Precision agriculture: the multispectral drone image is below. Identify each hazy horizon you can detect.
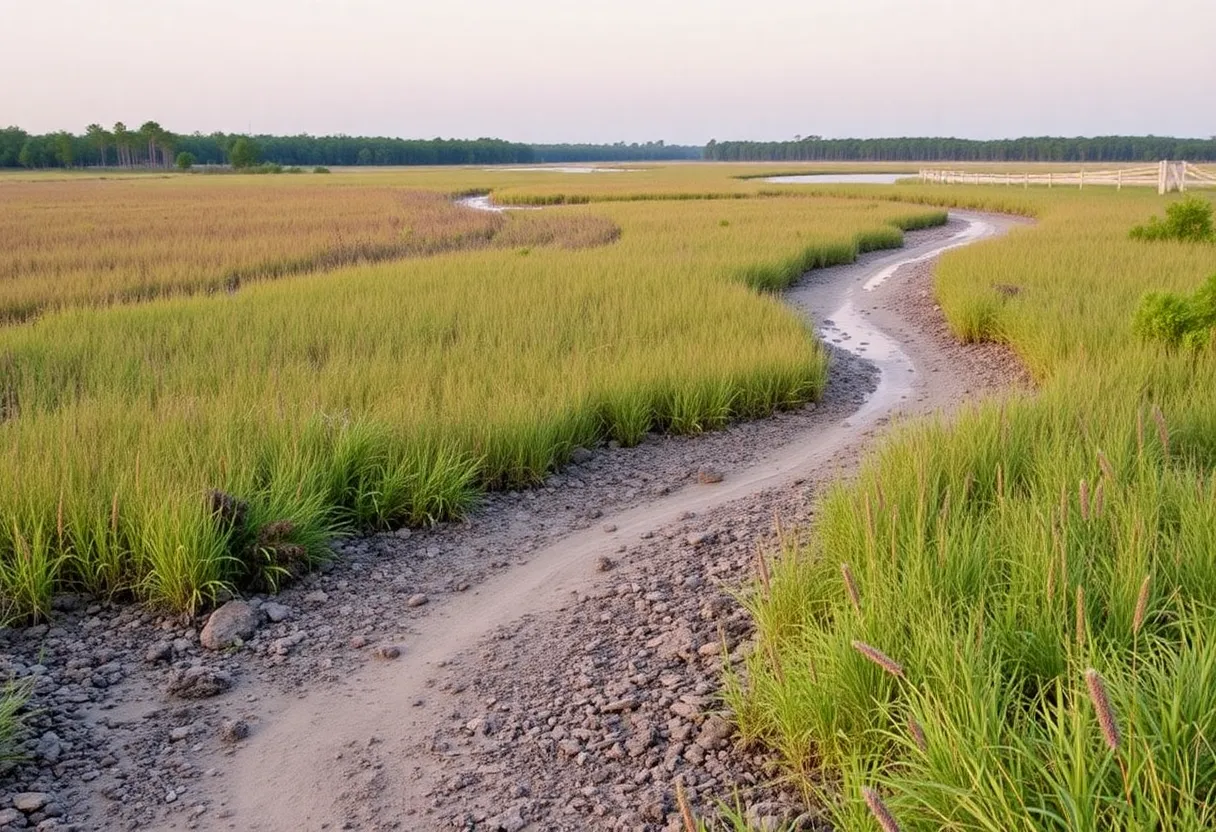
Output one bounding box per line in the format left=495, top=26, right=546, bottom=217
left=3, top=0, right=1213, bottom=144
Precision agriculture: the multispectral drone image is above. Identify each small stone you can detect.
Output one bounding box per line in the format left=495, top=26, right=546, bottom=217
left=685, top=532, right=715, bottom=547
left=697, top=468, right=725, bottom=484
left=596, top=556, right=616, bottom=573
left=0, top=808, right=24, bottom=826
left=220, top=719, right=250, bottom=743
left=35, top=732, right=62, bottom=764
left=200, top=600, right=262, bottom=651
left=602, top=523, right=617, bottom=533
left=601, top=697, right=638, bottom=714
left=349, top=635, right=369, bottom=649
left=166, top=666, right=233, bottom=699
left=169, top=726, right=193, bottom=742
left=165, top=789, right=177, bottom=804
left=374, top=644, right=401, bottom=660
left=144, top=641, right=173, bottom=664
left=395, top=527, right=413, bottom=540
left=303, top=590, right=329, bottom=604
left=261, top=601, right=291, bottom=623
left=12, top=794, right=49, bottom=813
left=488, top=805, right=527, bottom=832
left=405, top=594, right=429, bottom=608
left=695, top=714, right=734, bottom=749
left=570, top=447, right=593, bottom=464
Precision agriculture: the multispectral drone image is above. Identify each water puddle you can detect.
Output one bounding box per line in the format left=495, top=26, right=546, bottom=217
left=456, top=195, right=539, bottom=213
left=823, top=298, right=914, bottom=427
left=810, top=212, right=1004, bottom=427
left=862, top=216, right=997, bottom=291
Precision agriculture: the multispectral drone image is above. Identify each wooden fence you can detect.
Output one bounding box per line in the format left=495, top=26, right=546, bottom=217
left=919, top=161, right=1216, bottom=194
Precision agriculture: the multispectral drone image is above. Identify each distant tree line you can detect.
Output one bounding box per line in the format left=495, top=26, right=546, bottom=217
left=9, top=125, right=1216, bottom=169
left=705, top=136, right=1216, bottom=163
left=0, top=123, right=700, bottom=169
left=531, top=142, right=702, bottom=163
left=0, top=123, right=538, bottom=169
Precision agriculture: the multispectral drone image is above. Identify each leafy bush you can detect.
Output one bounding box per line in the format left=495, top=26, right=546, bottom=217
left=1134, top=274, right=1216, bottom=350
left=174, top=151, right=195, bottom=171
left=313, top=166, right=331, bottom=174
left=228, top=137, right=260, bottom=169
left=1130, top=196, right=1215, bottom=242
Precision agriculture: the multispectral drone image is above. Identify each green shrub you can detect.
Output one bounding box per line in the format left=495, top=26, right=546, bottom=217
left=175, top=151, right=195, bottom=171
left=1134, top=274, right=1216, bottom=350
left=228, top=137, right=260, bottom=169
left=1130, top=196, right=1215, bottom=243
left=313, top=166, right=331, bottom=174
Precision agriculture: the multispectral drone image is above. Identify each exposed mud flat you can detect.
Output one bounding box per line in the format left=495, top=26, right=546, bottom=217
left=0, top=215, right=1028, bottom=831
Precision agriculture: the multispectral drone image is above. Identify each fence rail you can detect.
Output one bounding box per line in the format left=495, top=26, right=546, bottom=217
left=919, top=161, right=1214, bottom=194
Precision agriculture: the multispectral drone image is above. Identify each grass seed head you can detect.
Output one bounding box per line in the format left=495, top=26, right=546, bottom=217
left=1152, top=406, right=1169, bottom=457
left=1133, top=574, right=1151, bottom=636
left=1084, top=668, right=1121, bottom=752
left=755, top=547, right=771, bottom=595
left=1075, top=585, right=1087, bottom=650
left=675, top=781, right=696, bottom=832
left=851, top=640, right=905, bottom=679
left=862, top=786, right=903, bottom=832
left=841, top=562, right=862, bottom=615
left=907, top=715, right=927, bottom=752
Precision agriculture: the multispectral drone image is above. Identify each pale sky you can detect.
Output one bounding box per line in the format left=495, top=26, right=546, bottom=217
left=2, top=0, right=1213, bottom=144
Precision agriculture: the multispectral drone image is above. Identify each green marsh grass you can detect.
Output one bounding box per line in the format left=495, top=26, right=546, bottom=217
left=0, top=185, right=945, bottom=621
left=728, top=189, right=1216, bottom=829
left=0, top=680, right=29, bottom=770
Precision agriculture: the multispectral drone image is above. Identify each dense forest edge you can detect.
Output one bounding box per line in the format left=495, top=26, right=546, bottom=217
left=0, top=123, right=700, bottom=169
left=3, top=124, right=1216, bottom=169
left=706, top=135, right=1216, bottom=162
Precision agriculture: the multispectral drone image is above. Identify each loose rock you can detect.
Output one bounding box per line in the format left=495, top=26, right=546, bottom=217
left=200, top=600, right=262, bottom=651
left=166, top=666, right=233, bottom=699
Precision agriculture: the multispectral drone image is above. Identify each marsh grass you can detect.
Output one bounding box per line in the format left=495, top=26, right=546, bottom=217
left=0, top=184, right=619, bottom=323
left=729, top=188, right=1216, bottom=829
left=0, top=183, right=944, bottom=621
left=0, top=679, right=30, bottom=770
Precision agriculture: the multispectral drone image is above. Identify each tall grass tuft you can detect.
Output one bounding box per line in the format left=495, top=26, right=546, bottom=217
left=0, top=681, right=30, bottom=768
left=729, top=186, right=1216, bottom=829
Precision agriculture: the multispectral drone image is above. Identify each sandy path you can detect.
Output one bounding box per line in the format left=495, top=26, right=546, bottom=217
left=201, top=212, right=1022, bottom=829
